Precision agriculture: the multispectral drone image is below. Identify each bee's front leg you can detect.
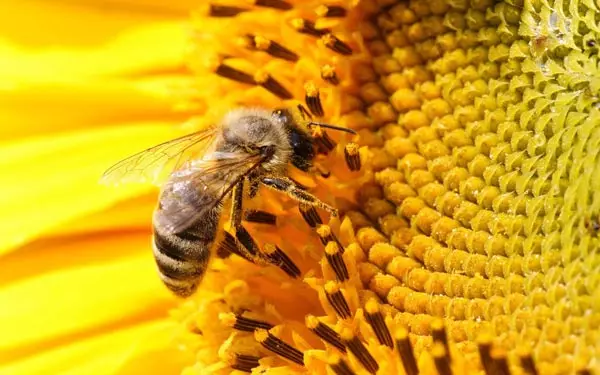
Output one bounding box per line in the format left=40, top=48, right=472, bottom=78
left=260, top=176, right=338, bottom=217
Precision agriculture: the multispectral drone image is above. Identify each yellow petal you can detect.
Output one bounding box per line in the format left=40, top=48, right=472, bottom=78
left=0, top=251, right=177, bottom=363
left=0, top=79, right=191, bottom=140
left=49, top=193, right=157, bottom=238
left=0, top=229, right=152, bottom=286
left=0, top=123, right=180, bottom=255
left=0, top=320, right=191, bottom=375
left=0, top=9, right=188, bottom=80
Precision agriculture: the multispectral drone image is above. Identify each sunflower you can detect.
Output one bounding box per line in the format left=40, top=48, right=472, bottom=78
left=2, top=0, right=600, bottom=375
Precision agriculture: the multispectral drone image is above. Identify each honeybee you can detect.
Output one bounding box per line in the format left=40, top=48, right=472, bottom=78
left=102, top=106, right=354, bottom=297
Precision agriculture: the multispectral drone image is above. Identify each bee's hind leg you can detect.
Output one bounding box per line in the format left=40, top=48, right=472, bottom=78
left=261, top=176, right=338, bottom=217
left=228, top=181, right=269, bottom=265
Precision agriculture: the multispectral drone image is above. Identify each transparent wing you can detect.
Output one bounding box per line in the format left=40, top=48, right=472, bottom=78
left=154, top=152, right=264, bottom=234
left=100, top=127, right=220, bottom=186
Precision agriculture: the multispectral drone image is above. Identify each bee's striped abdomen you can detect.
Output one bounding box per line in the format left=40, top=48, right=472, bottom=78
left=152, top=207, right=220, bottom=297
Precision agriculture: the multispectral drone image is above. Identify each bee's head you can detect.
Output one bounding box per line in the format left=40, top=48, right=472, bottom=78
left=271, top=107, right=315, bottom=172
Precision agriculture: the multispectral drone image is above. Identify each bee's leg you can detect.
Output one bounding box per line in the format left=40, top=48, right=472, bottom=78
left=260, top=176, right=338, bottom=216
left=248, top=178, right=260, bottom=198
left=229, top=181, right=268, bottom=265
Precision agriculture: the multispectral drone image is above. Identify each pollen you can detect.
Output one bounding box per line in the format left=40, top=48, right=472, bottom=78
left=174, top=0, right=600, bottom=374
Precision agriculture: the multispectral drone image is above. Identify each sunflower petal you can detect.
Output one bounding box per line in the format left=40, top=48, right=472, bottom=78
left=0, top=123, right=179, bottom=255
left=0, top=320, right=191, bottom=375
left=0, top=79, right=191, bottom=141
left=0, top=251, right=177, bottom=364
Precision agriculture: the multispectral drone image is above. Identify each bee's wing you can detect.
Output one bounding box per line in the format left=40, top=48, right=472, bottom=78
left=100, top=127, right=220, bottom=186
left=154, top=152, right=264, bottom=234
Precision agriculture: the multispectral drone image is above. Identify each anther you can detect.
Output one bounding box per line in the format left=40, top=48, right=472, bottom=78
left=305, top=315, right=346, bottom=352
left=344, top=143, right=361, bottom=172
left=325, top=242, right=349, bottom=282
left=431, top=319, right=451, bottom=360
left=364, top=299, right=393, bottom=348
left=255, top=329, right=305, bottom=366
left=215, top=63, right=255, bottom=85
left=341, top=329, right=379, bottom=374
left=491, top=348, right=510, bottom=375
left=263, top=243, right=301, bottom=278
left=217, top=231, right=238, bottom=258
left=221, top=312, right=274, bottom=332
left=477, top=334, right=494, bottom=375
left=244, top=210, right=277, bottom=225
left=316, top=225, right=340, bottom=247
left=322, top=34, right=353, bottom=55
left=316, top=5, right=347, bottom=18
left=246, top=34, right=299, bottom=62
left=236, top=226, right=260, bottom=257
left=304, top=82, right=324, bottom=117
left=254, top=0, right=292, bottom=10
left=324, top=282, right=352, bottom=319
left=253, top=71, right=293, bottom=99
left=229, top=353, right=261, bottom=373
left=291, top=18, right=329, bottom=37
left=432, top=342, right=453, bottom=375
left=311, top=127, right=336, bottom=153
left=299, top=204, right=323, bottom=228
left=321, top=65, right=340, bottom=85
left=395, top=327, right=418, bottom=375
left=329, top=356, right=356, bottom=375
left=517, top=348, right=538, bottom=375
left=209, top=4, right=248, bottom=17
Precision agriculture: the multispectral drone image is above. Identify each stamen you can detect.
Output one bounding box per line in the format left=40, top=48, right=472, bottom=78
left=217, top=231, right=237, bottom=258
left=316, top=5, right=347, bottom=18
left=311, top=126, right=336, bottom=153
left=244, top=209, right=277, bottom=225
left=291, top=18, right=329, bottom=37
left=229, top=353, right=261, bottom=373
left=221, top=312, right=274, bottom=332
left=263, top=243, right=301, bottom=278
left=324, top=281, right=352, bottom=319
left=316, top=224, right=338, bottom=246
left=432, top=342, right=453, bottom=375
left=341, top=328, right=379, bottom=374
left=255, top=329, right=305, bottom=366
left=576, top=370, right=592, bottom=375
left=305, top=315, right=346, bottom=353
left=477, top=334, right=494, bottom=375
left=321, top=65, right=340, bottom=85
left=254, top=0, right=292, bottom=10
left=254, top=71, right=293, bottom=99
left=236, top=226, right=260, bottom=257
left=209, top=4, right=248, bottom=17
left=304, top=82, right=324, bottom=117
left=246, top=34, right=299, bottom=62
left=322, top=34, right=353, bottom=56
left=344, top=143, right=361, bottom=172
left=325, top=241, right=349, bottom=282
left=215, top=63, right=255, bottom=84
left=491, top=348, right=510, bottom=375
left=329, top=356, right=356, bottom=375
left=364, top=299, right=393, bottom=348
left=395, top=327, right=419, bottom=375
left=299, top=204, right=323, bottom=228
left=431, top=319, right=451, bottom=360
left=517, top=348, right=538, bottom=375
left=297, top=104, right=313, bottom=120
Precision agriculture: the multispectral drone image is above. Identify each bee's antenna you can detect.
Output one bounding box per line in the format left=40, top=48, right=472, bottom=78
left=308, top=121, right=357, bottom=135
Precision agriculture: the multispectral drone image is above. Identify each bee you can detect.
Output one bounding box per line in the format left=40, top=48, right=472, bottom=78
left=102, top=106, right=355, bottom=297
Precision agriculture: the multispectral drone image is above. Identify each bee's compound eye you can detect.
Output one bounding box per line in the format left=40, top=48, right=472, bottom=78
left=272, top=108, right=292, bottom=126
